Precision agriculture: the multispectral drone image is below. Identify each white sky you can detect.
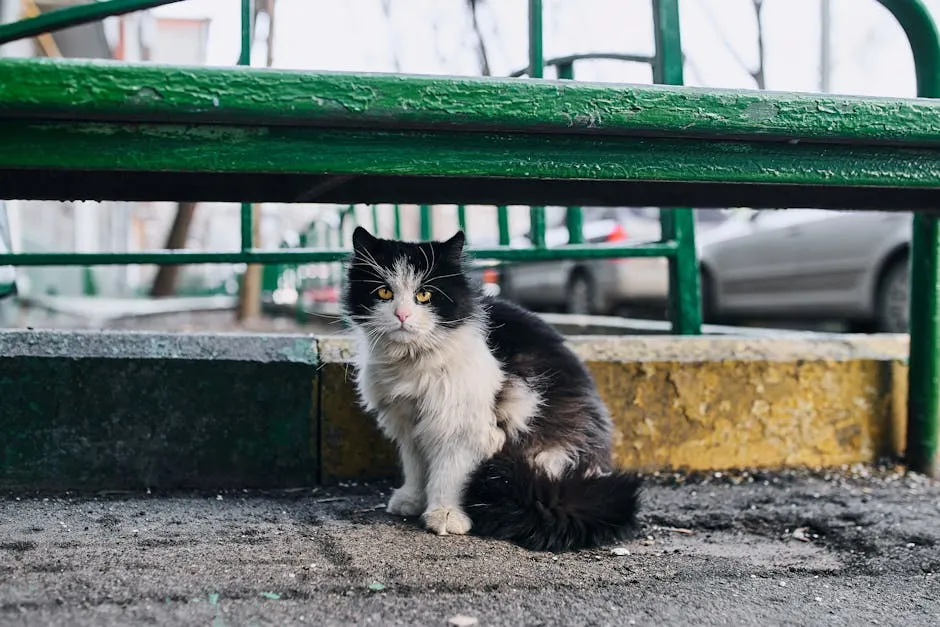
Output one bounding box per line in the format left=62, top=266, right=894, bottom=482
left=152, top=0, right=940, bottom=99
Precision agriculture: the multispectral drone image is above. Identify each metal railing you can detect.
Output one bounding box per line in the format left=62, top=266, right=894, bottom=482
left=0, top=0, right=703, bottom=334
left=0, top=0, right=937, bottom=476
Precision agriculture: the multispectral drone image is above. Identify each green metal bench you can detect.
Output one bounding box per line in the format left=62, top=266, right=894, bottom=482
left=0, top=0, right=937, bottom=476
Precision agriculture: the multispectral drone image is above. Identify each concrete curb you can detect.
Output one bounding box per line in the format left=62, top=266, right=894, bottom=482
left=0, top=330, right=910, bottom=489
left=0, top=330, right=319, bottom=490
left=316, top=333, right=909, bottom=483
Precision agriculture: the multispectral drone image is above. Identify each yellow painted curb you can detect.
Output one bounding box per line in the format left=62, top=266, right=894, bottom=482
left=315, top=335, right=909, bottom=483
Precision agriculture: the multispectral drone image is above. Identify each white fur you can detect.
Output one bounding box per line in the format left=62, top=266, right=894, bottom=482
left=495, top=376, right=541, bottom=441
left=532, top=447, right=575, bottom=479
left=352, top=259, right=505, bottom=536
left=354, top=258, right=444, bottom=354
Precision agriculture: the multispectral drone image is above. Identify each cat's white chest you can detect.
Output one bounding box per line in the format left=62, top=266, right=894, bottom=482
left=355, top=325, right=503, bottom=421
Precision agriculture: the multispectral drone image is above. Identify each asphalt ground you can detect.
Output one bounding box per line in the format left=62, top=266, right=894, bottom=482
left=2, top=464, right=939, bottom=626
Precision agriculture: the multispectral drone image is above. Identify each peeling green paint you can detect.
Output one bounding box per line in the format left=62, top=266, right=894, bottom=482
left=1, top=58, right=940, bottom=145
left=2, top=121, right=940, bottom=189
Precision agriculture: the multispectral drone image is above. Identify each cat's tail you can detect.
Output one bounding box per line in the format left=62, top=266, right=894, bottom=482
left=463, top=452, right=641, bottom=552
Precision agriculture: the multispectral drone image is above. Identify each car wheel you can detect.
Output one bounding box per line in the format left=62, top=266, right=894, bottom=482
left=566, top=273, right=595, bottom=316
left=876, top=256, right=910, bottom=333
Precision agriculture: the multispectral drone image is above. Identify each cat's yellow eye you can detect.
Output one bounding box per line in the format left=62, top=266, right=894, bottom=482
left=377, top=286, right=394, bottom=300
left=415, top=289, right=432, bottom=304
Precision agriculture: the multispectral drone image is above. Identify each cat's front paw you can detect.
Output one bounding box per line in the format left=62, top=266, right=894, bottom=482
left=422, top=506, right=472, bottom=536
left=387, top=487, right=425, bottom=517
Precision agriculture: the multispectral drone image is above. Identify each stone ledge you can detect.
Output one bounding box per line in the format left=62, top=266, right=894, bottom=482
left=0, top=328, right=318, bottom=362
left=0, top=330, right=910, bottom=489
left=316, top=334, right=908, bottom=482
left=0, top=330, right=319, bottom=491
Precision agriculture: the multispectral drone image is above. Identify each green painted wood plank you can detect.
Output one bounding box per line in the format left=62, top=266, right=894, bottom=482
left=2, top=118, right=939, bottom=186
left=2, top=58, right=940, bottom=146
left=2, top=121, right=940, bottom=206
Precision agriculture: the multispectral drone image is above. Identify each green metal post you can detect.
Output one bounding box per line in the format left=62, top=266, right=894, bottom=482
left=878, top=0, right=940, bottom=477
left=393, top=205, right=402, bottom=240
left=556, top=61, right=584, bottom=245
left=371, top=204, right=380, bottom=235
left=0, top=0, right=184, bottom=45
left=527, top=0, right=547, bottom=249
left=457, top=204, right=467, bottom=234
left=528, top=0, right=544, bottom=79
left=420, top=204, right=433, bottom=240
left=530, top=208, right=546, bottom=249
left=497, top=206, right=511, bottom=246
left=653, top=0, right=702, bottom=336
left=238, top=0, right=254, bottom=254
left=908, top=217, right=940, bottom=476
left=565, top=210, right=584, bottom=245
left=82, top=267, right=98, bottom=296
left=239, top=0, right=253, bottom=66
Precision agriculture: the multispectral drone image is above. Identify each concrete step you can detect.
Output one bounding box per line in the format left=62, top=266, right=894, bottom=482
left=0, top=329, right=909, bottom=490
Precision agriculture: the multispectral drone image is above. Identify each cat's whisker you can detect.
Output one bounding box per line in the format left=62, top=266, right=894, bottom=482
left=417, top=244, right=432, bottom=275
left=424, top=285, right=454, bottom=303
left=353, top=249, right=390, bottom=282
left=352, top=264, right=387, bottom=284
left=423, top=271, right=464, bottom=285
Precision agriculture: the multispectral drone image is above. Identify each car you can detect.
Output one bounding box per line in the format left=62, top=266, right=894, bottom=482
left=698, top=209, right=913, bottom=332
left=481, top=207, right=730, bottom=316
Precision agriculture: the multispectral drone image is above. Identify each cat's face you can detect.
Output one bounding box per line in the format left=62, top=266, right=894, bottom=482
left=344, top=227, right=478, bottom=349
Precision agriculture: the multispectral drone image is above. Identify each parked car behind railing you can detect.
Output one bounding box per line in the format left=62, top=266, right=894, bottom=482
left=698, top=209, right=912, bottom=333
left=470, top=207, right=912, bottom=333
left=474, top=207, right=730, bottom=316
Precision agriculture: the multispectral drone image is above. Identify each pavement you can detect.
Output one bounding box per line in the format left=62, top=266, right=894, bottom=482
left=1, top=465, right=939, bottom=627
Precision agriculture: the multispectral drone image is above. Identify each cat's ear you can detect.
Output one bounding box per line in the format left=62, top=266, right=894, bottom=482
left=441, top=230, right=466, bottom=258
left=352, top=226, right=378, bottom=252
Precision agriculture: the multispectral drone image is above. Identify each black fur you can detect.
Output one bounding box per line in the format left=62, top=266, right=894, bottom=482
left=467, top=297, right=641, bottom=552
left=464, top=452, right=642, bottom=552
left=344, top=226, right=477, bottom=327
left=483, top=297, right=614, bottom=472
left=344, top=227, right=642, bottom=552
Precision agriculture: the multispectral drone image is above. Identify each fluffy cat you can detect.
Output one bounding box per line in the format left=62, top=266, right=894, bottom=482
left=342, top=226, right=641, bottom=552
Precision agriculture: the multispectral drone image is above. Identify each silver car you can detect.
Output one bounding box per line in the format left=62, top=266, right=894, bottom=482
left=699, top=209, right=912, bottom=332
left=492, top=207, right=728, bottom=315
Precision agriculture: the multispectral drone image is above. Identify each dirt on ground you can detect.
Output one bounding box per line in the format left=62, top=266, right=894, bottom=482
left=1, top=464, right=939, bottom=626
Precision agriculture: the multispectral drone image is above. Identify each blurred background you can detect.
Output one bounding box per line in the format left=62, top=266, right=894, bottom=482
left=0, top=0, right=931, bottom=334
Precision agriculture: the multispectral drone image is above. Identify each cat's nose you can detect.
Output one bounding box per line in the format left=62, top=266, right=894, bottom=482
left=395, top=308, right=411, bottom=323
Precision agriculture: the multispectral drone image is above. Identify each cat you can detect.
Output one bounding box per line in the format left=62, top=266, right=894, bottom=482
left=342, top=226, right=641, bottom=552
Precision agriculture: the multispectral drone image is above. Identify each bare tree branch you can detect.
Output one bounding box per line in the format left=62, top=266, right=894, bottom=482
left=380, top=0, right=403, bottom=73
left=752, top=0, right=766, bottom=89
left=466, top=0, right=491, bottom=76
left=149, top=202, right=196, bottom=297
left=700, top=0, right=766, bottom=89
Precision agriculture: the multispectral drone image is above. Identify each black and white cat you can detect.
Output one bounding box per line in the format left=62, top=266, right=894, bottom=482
left=342, top=226, right=640, bottom=552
